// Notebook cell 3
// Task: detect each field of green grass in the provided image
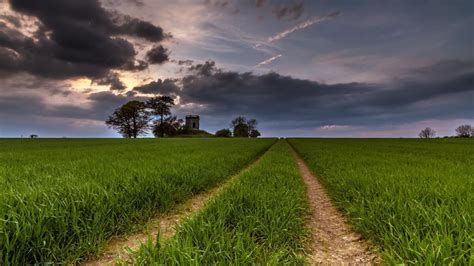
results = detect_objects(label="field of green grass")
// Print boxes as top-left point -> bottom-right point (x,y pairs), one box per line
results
1,138 -> 472,265
289,138 -> 474,264
133,140 -> 308,264
0,138 -> 275,264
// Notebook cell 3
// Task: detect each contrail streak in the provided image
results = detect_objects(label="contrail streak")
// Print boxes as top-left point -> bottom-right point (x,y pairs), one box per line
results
255,54 -> 282,67
268,11 -> 340,43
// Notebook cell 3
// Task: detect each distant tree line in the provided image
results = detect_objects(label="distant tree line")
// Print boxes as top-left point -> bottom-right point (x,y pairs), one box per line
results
106,96 -> 187,138
105,97 -> 262,138
419,124 -> 473,139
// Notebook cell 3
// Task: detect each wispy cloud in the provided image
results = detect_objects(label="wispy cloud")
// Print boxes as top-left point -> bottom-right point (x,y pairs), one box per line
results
268,11 -> 340,43
255,54 -> 282,67
318,124 -> 353,131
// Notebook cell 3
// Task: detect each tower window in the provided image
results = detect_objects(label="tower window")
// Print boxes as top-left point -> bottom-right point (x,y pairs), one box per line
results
193,122 -> 196,128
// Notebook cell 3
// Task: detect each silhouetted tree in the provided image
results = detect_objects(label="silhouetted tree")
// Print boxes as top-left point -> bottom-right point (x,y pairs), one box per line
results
106,101 -> 150,138
455,124 -> 472,138
234,123 -> 249,137
247,118 -> 257,130
152,116 -> 184,137
146,96 -> 175,137
215,128 -> 232,137
419,127 -> 435,139
231,116 -> 247,129
231,116 -> 260,137
249,129 -> 261,138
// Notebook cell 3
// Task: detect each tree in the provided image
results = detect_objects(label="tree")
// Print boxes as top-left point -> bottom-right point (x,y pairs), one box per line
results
146,96 -> 175,137
249,129 -> 261,138
247,118 -> 257,131
106,101 -> 150,138
419,127 -> 435,139
233,123 -> 249,137
152,116 -> 184,137
215,128 -> 232,137
455,124 -> 472,138
231,116 -> 247,129
230,116 -> 260,137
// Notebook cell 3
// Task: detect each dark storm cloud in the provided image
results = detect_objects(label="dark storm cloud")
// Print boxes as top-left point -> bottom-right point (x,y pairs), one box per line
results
187,60 -> 217,76
176,59 -> 474,127
119,16 -> 169,42
174,59 -> 194,66
272,1 -> 304,21
91,72 -> 127,91
0,0 -> 169,80
133,78 -> 179,95
146,45 -> 170,64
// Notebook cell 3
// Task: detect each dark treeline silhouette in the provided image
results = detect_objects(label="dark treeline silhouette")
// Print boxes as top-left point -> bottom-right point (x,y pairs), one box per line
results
106,96 -> 183,138
215,116 -> 261,138
418,124 -> 473,139
106,96 -> 262,138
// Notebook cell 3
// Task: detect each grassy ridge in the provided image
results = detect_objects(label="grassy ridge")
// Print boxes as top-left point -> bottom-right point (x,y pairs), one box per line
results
133,140 -> 308,264
289,138 -> 474,264
0,138 -> 275,264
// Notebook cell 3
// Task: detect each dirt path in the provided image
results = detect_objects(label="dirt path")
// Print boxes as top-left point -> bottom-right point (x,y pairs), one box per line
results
290,146 -> 379,265
82,147 -> 271,266
83,188 -> 219,265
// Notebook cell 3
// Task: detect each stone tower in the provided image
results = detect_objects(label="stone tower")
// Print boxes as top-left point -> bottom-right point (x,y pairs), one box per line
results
185,115 -> 200,130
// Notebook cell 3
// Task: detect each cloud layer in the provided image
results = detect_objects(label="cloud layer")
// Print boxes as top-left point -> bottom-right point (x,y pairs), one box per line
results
128,60 -> 473,134
0,0 -> 169,80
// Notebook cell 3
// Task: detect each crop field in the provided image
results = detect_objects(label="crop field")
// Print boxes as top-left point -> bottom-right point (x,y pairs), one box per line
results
133,140 -> 308,264
289,138 -> 474,264
1,138 -> 472,265
0,138 -> 275,264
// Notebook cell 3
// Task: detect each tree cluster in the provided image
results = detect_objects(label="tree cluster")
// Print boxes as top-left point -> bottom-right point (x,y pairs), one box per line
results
215,116 -> 261,138
106,99 -> 263,139
106,96 -> 184,138
419,124 -> 473,139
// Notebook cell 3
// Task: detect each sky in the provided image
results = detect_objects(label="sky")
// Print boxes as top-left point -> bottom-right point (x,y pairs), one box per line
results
0,0 -> 472,138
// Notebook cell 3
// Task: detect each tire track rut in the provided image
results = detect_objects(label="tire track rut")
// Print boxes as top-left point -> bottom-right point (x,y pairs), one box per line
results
82,143 -> 275,265
290,145 -> 379,265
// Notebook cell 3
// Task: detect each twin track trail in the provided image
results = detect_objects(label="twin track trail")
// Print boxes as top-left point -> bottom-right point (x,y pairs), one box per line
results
82,144 -> 273,266
290,144 -> 379,265
84,141 -> 379,265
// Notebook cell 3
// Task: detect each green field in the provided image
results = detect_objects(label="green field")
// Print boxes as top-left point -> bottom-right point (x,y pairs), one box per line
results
133,140 -> 308,264
0,138 -> 275,264
1,138 -> 472,265
289,138 -> 474,264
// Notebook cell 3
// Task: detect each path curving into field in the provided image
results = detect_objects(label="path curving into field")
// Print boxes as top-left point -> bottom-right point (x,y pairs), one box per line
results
290,145 -> 379,265
83,189 -> 220,265
82,145 -> 273,266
